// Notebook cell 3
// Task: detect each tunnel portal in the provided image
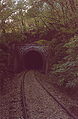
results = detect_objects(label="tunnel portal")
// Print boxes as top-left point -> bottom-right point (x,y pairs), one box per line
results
23,50 -> 44,71
13,44 -> 49,73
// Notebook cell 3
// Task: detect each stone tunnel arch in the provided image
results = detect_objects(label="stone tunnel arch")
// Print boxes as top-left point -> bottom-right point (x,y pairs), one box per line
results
13,45 -> 48,74
21,48 -> 47,73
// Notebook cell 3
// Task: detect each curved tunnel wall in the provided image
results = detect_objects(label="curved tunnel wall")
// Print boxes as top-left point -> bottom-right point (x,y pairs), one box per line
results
23,50 -> 44,71
15,48 -> 48,73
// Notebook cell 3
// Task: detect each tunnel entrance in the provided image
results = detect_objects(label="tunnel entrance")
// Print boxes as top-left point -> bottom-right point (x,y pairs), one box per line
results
23,50 -> 44,71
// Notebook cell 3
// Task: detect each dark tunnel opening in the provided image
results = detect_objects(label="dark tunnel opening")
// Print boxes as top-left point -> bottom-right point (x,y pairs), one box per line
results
23,50 -> 44,71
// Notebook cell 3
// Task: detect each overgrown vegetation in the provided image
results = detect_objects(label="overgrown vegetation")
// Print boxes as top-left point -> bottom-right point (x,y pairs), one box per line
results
50,35 -> 78,88
0,0 -> 78,89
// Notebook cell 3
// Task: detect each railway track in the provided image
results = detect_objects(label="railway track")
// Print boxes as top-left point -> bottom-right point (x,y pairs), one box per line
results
7,70 -> 77,119
8,71 -> 29,119
34,71 -> 77,119
21,71 -> 30,119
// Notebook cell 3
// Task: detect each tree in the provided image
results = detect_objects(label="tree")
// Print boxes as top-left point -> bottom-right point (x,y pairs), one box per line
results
0,0 -> 16,33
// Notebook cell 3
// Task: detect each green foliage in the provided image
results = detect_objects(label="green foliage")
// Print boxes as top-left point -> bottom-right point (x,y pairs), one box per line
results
0,0 -> 78,36
34,39 -> 50,45
51,35 -> 78,88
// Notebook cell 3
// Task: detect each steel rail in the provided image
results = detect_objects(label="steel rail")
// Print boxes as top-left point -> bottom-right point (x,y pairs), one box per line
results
34,71 -> 77,119
21,71 -> 29,119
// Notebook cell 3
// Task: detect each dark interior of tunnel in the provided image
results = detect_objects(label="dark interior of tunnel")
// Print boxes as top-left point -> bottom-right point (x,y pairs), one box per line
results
23,50 -> 44,71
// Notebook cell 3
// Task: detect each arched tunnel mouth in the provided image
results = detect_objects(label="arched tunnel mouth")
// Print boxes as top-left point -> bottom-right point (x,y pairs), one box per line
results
23,50 -> 44,71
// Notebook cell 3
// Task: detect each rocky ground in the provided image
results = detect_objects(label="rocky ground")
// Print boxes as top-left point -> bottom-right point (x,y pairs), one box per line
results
0,72 -> 24,119
0,70 -> 77,119
23,71 -> 73,119
35,71 -> 78,118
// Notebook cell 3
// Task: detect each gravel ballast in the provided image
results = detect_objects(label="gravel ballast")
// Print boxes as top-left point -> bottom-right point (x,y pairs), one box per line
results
24,71 -> 73,119
0,70 -> 75,119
